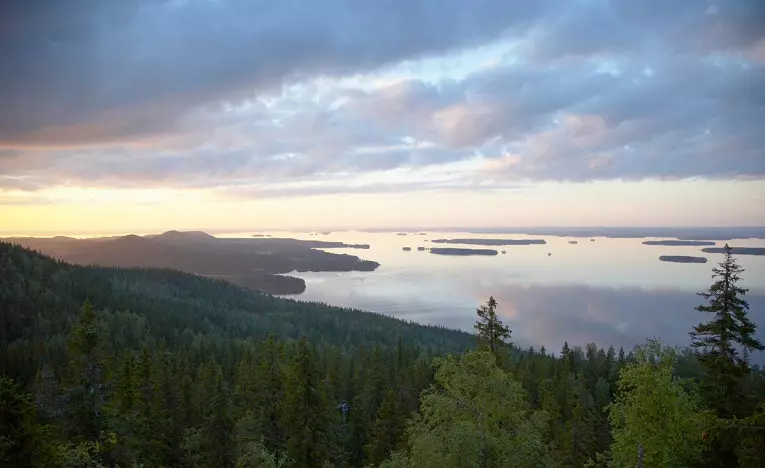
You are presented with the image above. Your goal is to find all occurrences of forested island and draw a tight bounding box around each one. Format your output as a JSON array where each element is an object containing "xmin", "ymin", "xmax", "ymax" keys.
[
  {"xmin": 5, "ymin": 231, "xmax": 378, "ymax": 294},
  {"xmin": 1, "ymin": 242, "xmax": 764, "ymax": 467},
  {"xmin": 643, "ymin": 240, "xmax": 716, "ymax": 246},
  {"xmin": 701, "ymin": 247, "xmax": 765, "ymax": 256},
  {"xmin": 659, "ymin": 255, "xmax": 709, "ymax": 263},
  {"xmin": 429, "ymin": 247, "xmax": 499, "ymax": 256},
  {"xmin": 431, "ymin": 238, "xmax": 547, "ymax": 246}
]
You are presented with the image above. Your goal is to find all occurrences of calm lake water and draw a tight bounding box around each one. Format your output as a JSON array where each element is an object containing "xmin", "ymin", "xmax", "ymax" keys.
[{"xmin": 231, "ymin": 231, "xmax": 765, "ymax": 360}]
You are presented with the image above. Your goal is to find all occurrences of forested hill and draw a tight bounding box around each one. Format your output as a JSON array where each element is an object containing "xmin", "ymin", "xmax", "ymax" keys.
[
  {"xmin": 2, "ymin": 241, "xmax": 764, "ymax": 467},
  {"xmin": 0, "ymin": 242, "xmax": 471, "ymax": 382}
]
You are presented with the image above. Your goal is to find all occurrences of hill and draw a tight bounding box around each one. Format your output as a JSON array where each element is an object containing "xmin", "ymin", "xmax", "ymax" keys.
[
  {"xmin": 0, "ymin": 242, "xmax": 471, "ymax": 384},
  {"xmin": 5, "ymin": 231, "xmax": 379, "ymax": 294}
]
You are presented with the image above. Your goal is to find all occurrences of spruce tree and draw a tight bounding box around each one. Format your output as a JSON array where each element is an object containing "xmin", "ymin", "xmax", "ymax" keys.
[
  {"xmin": 65, "ymin": 300, "xmax": 106, "ymax": 442},
  {"xmin": 474, "ymin": 296, "xmax": 511, "ymax": 355},
  {"xmin": 690, "ymin": 244, "xmax": 764, "ymax": 417},
  {"xmin": 282, "ymin": 337, "xmax": 329, "ymax": 468}
]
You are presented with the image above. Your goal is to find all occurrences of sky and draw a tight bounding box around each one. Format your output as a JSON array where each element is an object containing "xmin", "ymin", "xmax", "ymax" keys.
[{"xmin": 1, "ymin": 0, "xmax": 764, "ymax": 234}]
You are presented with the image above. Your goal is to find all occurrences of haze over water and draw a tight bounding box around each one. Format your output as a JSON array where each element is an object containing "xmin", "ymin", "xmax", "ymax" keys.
[{"xmin": 243, "ymin": 231, "xmax": 765, "ymax": 359}]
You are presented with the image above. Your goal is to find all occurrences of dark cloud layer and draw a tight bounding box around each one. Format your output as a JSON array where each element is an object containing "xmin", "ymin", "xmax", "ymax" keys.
[
  {"xmin": 0, "ymin": 0, "xmax": 551, "ymax": 143},
  {"xmin": 1, "ymin": 0, "xmax": 764, "ymax": 195}
]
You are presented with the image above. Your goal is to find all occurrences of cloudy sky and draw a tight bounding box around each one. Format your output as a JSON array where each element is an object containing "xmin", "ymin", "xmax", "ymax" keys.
[{"xmin": 1, "ymin": 0, "xmax": 764, "ymax": 233}]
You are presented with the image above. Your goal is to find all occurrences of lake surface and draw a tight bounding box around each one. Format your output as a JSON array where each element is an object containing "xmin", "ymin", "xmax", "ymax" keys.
[{"xmin": 229, "ymin": 231, "xmax": 765, "ymax": 360}]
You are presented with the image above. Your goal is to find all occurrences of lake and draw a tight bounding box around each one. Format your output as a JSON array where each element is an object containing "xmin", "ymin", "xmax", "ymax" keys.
[{"xmin": 231, "ymin": 231, "xmax": 765, "ymax": 360}]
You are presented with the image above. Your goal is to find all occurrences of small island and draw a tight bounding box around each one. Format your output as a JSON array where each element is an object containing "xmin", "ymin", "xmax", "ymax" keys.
[
  {"xmin": 643, "ymin": 240, "xmax": 716, "ymax": 246},
  {"xmin": 417, "ymin": 233, "xmax": 427, "ymax": 235},
  {"xmin": 701, "ymin": 247, "xmax": 765, "ymax": 256},
  {"xmin": 402, "ymin": 246, "xmax": 412, "ymax": 251},
  {"xmin": 430, "ymin": 247, "xmax": 498, "ymax": 256},
  {"xmin": 590, "ymin": 239, "xmax": 595, "ymax": 242},
  {"xmin": 659, "ymin": 255, "xmax": 708, "ymax": 264},
  {"xmin": 431, "ymin": 238, "xmax": 546, "ymax": 246},
  {"xmin": 568, "ymin": 240, "xmax": 578, "ymax": 244},
  {"xmin": 397, "ymin": 233, "xmax": 408, "ymax": 236},
  {"xmin": 417, "ymin": 247, "xmax": 426, "ymax": 251}
]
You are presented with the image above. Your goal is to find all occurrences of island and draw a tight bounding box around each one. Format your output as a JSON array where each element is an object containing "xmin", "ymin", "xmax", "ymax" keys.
[
  {"xmin": 701, "ymin": 247, "xmax": 765, "ymax": 256},
  {"xmin": 659, "ymin": 255, "xmax": 708, "ymax": 264},
  {"xmin": 417, "ymin": 247, "xmax": 426, "ymax": 251},
  {"xmin": 568, "ymin": 240, "xmax": 578, "ymax": 244},
  {"xmin": 590, "ymin": 239, "xmax": 595, "ymax": 242},
  {"xmin": 402, "ymin": 247, "xmax": 412, "ymax": 251},
  {"xmin": 431, "ymin": 238, "xmax": 546, "ymax": 246},
  {"xmin": 397, "ymin": 233, "xmax": 408, "ymax": 236},
  {"xmin": 417, "ymin": 233, "xmax": 427, "ymax": 235},
  {"xmin": 643, "ymin": 240, "xmax": 716, "ymax": 246},
  {"xmin": 429, "ymin": 247, "xmax": 498, "ymax": 256}
]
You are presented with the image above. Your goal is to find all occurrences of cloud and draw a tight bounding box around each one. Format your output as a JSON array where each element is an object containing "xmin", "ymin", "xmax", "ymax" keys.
[
  {"xmin": 0, "ymin": 0, "xmax": 553, "ymax": 144},
  {"xmin": 1, "ymin": 0, "xmax": 763, "ymax": 195}
]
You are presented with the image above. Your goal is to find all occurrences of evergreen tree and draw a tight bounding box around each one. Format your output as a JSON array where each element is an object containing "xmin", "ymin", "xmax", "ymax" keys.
[
  {"xmin": 0, "ymin": 376, "xmax": 55, "ymax": 467},
  {"xmin": 690, "ymin": 244, "xmax": 764, "ymax": 417},
  {"xmin": 474, "ymin": 296, "xmax": 511, "ymax": 355},
  {"xmin": 282, "ymin": 337, "xmax": 329, "ymax": 468},
  {"xmin": 364, "ymin": 389, "xmax": 405, "ymax": 465},
  {"xmin": 64, "ymin": 300, "xmax": 106, "ymax": 442}
]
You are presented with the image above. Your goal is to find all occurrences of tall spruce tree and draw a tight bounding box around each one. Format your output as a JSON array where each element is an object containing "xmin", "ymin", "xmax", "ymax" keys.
[
  {"xmin": 282, "ymin": 337, "xmax": 329, "ymax": 468},
  {"xmin": 690, "ymin": 244, "xmax": 764, "ymax": 417},
  {"xmin": 65, "ymin": 300, "xmax": 106, "ymax": 442},
  {"xmin": 474, "ymin": 296, "xmax": 511, "ymax": 355}
]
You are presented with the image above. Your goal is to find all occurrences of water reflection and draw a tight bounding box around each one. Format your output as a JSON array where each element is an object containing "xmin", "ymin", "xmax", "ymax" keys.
[{"xmin": 254, "ymin": 231, "xmax": 765, "ymax": 362}]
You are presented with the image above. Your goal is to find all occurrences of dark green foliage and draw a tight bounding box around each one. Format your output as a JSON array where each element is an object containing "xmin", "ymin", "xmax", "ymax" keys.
[
  {"xmin": 0, "ymin": 376, "xmax": 54, "ymax": 467},
  {"xmin": 691, "ymin": 244, "xmax": 764, "ymax": 418},
  {"xmin": 474, "ymin": 296, "xmax": 511, "ymax": 355},
  {"xmin": 282, "ymin": 338, "xmax": 329, "ymax": 468},
  {"xmin": 1, "ymin": 242, "xmax": 762, "ymax": 467}
]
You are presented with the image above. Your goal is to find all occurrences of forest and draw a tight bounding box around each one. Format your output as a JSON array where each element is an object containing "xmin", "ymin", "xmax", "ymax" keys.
[{"xmin": 1, "ymin": 241, "xmax": 764, "ymax": 467}]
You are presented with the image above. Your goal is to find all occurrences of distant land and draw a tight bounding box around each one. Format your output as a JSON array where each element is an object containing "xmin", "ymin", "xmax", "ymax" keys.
[
  {"xmin": 659, "ymin": 255, "xmax": 708, "ymax": 264},
  {"xmin": 568, "ymin": 241, "xmax": 578, "ymax": 244},
  {"xmin": 360, "ymin": 226, "xmax": 765, "ymax": 240},
  {"xmin": 430, "ymin": 247, "xmax": 499, "ymax": 256},
  {"xmin": 402, "ymin": 247, "xmax": 412, "ymax": 251},
  {"xmin": 644, "ymin": 240, "xmax": 716, "ymax": 246},
  {"xmin": 5, "ymin": 230, "xmax": 378, "ymax": 294},
  {"xmin": 701, "ymin": 247, "xmax": 765, "ymax": 256},
  {"xmin": 431, "ymin": 238, "xmax": 547, "ymax": 246}
]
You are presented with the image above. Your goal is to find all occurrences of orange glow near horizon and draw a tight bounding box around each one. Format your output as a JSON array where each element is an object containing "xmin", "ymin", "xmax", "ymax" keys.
[{"xmin": 2, "ymin": 179, "xmax": 764, "ymax": 236}]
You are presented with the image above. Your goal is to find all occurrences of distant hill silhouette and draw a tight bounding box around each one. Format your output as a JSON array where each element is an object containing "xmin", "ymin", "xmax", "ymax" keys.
[{"xmin": 6, "ymin": 231, "xmax": 378, "ymax": 294}]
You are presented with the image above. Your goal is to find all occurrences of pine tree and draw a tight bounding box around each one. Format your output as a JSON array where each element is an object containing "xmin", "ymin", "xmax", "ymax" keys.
[
  {"xmin": 690, "ymin": 244, "xmax": 764, "ymax": 417},
  {"xmin": 474, "ymin": 296, "xmax": 511, "ymax": 355}
]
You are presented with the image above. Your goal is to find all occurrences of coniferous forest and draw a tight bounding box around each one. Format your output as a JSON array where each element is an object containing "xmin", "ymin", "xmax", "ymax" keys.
[{"xmin": 1, "ymin": 241, "xmax": 764, "ymax": 467}]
